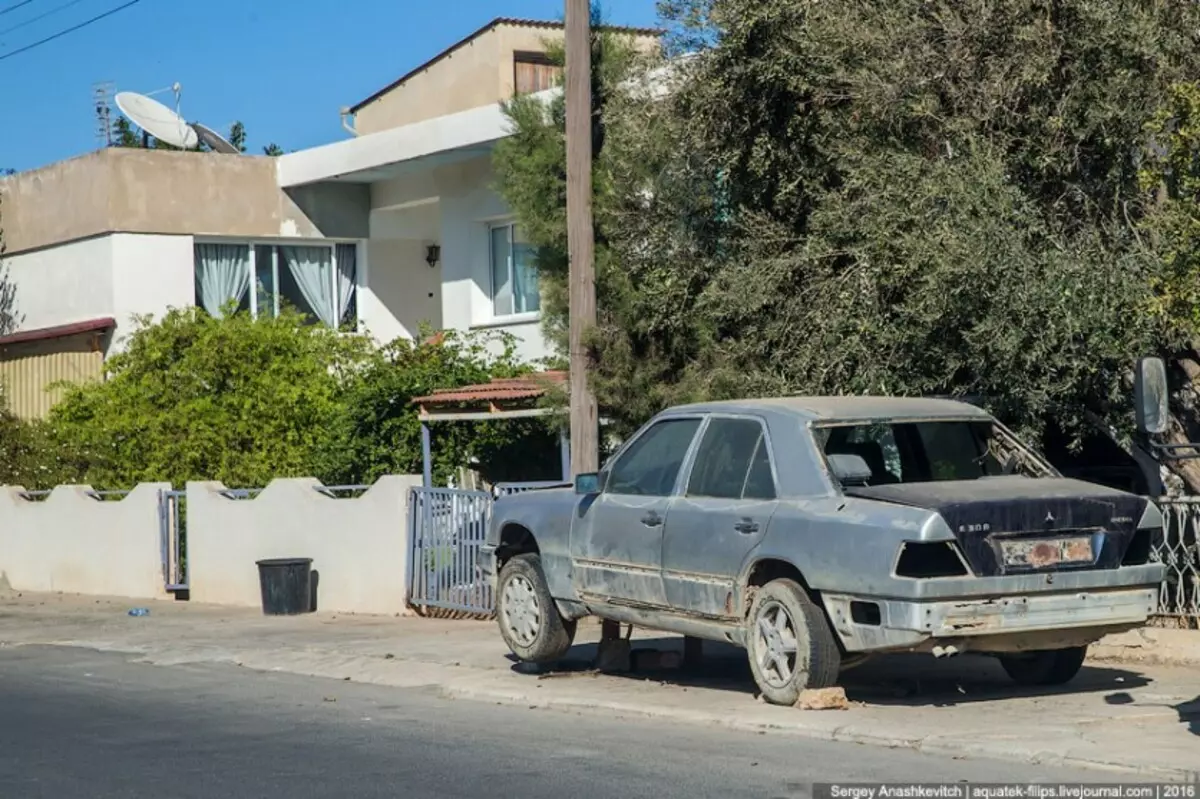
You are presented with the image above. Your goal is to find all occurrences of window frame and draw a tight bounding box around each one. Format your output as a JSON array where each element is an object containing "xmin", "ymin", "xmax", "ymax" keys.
[
  {"xmin": 486, "ymin": 221, "xmax": 540, "ymax": 323},
  {"xmin": 513, "ymin": 50, "xmax": 561, "ymax": 95},
  {"xmin": 193, "ymin": 237, "xmax": 361, "ymax": 328},
  {"xmin": 683, "ymin": 414, "xmax": 780, "ymax": 501},
  {"xmin": 603, "ymin": 415, "xmax": 706, "ymax": 498}
]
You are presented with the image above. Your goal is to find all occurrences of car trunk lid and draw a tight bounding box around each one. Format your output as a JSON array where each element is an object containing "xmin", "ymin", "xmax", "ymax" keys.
[{"xmin": 846, "ymin": 476, "xmax": 1147, "ymax": 577}]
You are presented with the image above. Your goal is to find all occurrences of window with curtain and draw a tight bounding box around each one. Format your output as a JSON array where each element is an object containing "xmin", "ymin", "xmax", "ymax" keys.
[
  {"xmin": 489, "ymin": 223, "xmax": 539, "ymax": 318},
  {"xmin": 193, "ymin": 241, "xmax": 358, "ymax": 328}
]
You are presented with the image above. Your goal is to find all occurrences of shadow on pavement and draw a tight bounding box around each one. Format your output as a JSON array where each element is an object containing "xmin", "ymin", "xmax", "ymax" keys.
[
  {"xmin": 509, "ymin": 637, "xmax": 1154, "ymax": 707},
  {"xmin": 1106, "ymin": 691, "xmax": 1200, "ymax": 736}
]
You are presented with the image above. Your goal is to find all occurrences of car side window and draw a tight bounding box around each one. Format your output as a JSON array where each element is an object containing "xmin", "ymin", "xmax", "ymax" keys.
[
  {"xmin": 607, "ymin": 418, "xmax": 703, "ymax": 496},
  {"xmin": 742, "ymin": 436, "xmax": 777, "ymax": 500},
  {"xmin": 686, "ymin": 418, "xmax": 776, "ymax": 500}
]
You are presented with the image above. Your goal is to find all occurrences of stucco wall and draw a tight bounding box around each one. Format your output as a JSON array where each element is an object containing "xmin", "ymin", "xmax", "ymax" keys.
[
  {"xmin": 352, "ymin": 23, "xmax": 657, "ymax": 136},
  {"xmin": 3, "ymin": 232, "xmax": 195, "ymax": 350},
  {"xmin": 355, "ymin": 27, "xmax": 507, "ymax": 135},
  {"xmin": 186, "ymin": 477, "xmax": 419, "ymax": 615},
  {"xmin": 4, "ymin": 235, "xmax": 117, "ymax": 332},
  {"xmin": 0, "ymin": 149, "xmax": 367, "ymax": 255},
  {"xmin": 0, "ymin": 484, "xmax": 169, "ymax": 599},
  {"xmin": 365, "ymin": 155, "xmax": 551, "ymax": 364},
  {"xmin": 362, "ymin": 238, "xmax": 443, "ymax": 344},
  {"xmin": 110, "ymin": 233, "xmax": 196, "ymax": 347}
]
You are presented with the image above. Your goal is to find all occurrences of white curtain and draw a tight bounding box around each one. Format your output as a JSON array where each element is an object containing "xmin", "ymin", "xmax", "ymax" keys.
[
  {"xmin": 280, "ymin": 245, "xmax": 335, "ymax": 326},
  {"xmin": 511, "ymin": 240, "xmax": 539, "ymax": 313},
  {"xmin": 194, "ymin": 243, "xmax": 250, "ymax": 318},
  {"xmin": 335, "ymin": 243, "xmax": 357, "ymax": 327}
]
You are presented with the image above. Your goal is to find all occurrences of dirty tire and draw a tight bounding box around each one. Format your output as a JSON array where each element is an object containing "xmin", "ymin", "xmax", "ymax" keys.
[
  {"xmin": 746, "ymin": 578, "xmax": 841, "ymax": 705},
  {"xmin": 496, "ymin": 553, "xmax": 576, "ymax": 664},
  {"xmin": 998, "ymin": 645, "xmax": 1088, "ymax": 686}
]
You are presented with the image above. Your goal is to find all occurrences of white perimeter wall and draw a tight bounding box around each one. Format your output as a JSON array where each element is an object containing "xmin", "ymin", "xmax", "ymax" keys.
[
  {"xmin": 4, "ymin": 233, "xmax": 195, "ymax": 352},
  {"xmin": 0, "ymin": 484, "xmax": 169, "ymax": 599},
  {"xmin": 186, "ymin": 476, "xmax": 421, "ymax": 615}
]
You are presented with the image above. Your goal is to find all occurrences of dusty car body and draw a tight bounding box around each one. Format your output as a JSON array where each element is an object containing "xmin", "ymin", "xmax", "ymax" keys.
[{"xmin": 480, "ymin": 397, "xmax": 1165, "ymax": 704}]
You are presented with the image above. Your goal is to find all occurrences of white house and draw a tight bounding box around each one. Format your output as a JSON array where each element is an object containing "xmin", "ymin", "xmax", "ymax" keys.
[{"xmin": 0, "ymin": 17, "xmax": 659, "ymax": 418}]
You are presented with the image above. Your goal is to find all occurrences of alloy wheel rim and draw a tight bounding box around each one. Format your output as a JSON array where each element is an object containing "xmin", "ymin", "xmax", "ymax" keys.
[{"xmin": 754, "ymin": 600, "xmax": 801, "ymax": 689}]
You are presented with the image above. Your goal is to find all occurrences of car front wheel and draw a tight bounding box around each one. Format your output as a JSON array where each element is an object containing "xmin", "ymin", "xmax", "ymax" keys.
[
  {"xmin": 746, "ymin": 578, "xmax": 841, "ymax": 705},
  {"xmin": 998, "ymin": 646, "xmax": 1088, "ymax": 686},
  {"xmin": 496, "ymin": 553, "xmax": 576, "ymax": 664}
]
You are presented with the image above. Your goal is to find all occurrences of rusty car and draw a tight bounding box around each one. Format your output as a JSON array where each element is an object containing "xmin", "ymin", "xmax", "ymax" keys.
[{"xmin": 479, "ymin": 397, "xmax": 1165, "ymax": 705}]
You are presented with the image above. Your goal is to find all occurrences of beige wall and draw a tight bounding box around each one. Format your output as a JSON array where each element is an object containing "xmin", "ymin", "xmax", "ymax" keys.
[
  {"xmin": 0, "ymin": 484, "xmax": 169, "ymax": 599},
  {"xmin": 0, "ymin": 148, "xmax": 369, "ymax": 255},
  {"xmin": 186, "ymin": 476, "xmax": 420, "ymax": 615},
  {"xmin": 354, "ymin": 23, "xmax": 658, "ymax": 135}
]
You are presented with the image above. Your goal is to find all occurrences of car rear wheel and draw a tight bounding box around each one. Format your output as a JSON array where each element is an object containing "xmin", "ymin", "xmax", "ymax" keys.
[
  {"xmin": 746, "ymin": 578, "xmax": 841, "ymax": 705},
  {"xmin": 496, "ymin": 553, "xmax": 576, "ymax": 664},
  {"xmin": 998, "ymin": 645, "xmax": 1088, "ymax": 686}
]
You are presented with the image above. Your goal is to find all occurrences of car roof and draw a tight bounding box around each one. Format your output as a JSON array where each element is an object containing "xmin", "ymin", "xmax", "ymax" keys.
[{"xmin": 663, "ymin": 396, "xmax": 992, "ymax": 423}]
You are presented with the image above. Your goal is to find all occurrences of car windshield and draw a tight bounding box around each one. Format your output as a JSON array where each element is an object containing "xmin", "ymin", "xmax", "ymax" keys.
[{"xmin": 815, "ymin": 419, "xmax": 1048, "ymax": 485}]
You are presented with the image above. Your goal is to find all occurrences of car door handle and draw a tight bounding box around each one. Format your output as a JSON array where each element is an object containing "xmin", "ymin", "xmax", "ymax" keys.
[
  {"xmin": 641, "ymin": 512, "xmax": 663, "ymax": 527},
  {"xmin": 734, "ymin": 519, "xmax": 760, "ymax": 535}
]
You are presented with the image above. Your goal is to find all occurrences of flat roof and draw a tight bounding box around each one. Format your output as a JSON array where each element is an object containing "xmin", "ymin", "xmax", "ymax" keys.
[
  {"xmin": 666, "ymin": 396, "xmax": 992, "ymax": 422},
  {"xmin": 276, "ymin": 101, "xmax": 518, "ymax": 187}
]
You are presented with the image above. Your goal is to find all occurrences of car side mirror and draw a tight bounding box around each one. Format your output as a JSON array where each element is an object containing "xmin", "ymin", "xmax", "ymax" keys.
[
  {"xmin": 827, "ymin": 454, "xmax": 873, "ymax": 487},
  {"xmin": 574, "ymin": 472, "xmax": 603, "ymax": 495},
  {"xmin": 1134, "ymin": 356, "xmax": 1169, "ymax": 436}
]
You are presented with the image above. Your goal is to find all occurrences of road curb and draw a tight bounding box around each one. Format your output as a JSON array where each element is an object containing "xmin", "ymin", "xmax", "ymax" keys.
[
  {"xmin": 4, "ymin": 631, "xmax": 1196, "ymax": 782},
  {"xmin": 438, "ymin": 681, "xmax": 1199, "ymax": 782},
  {"xmin": 1092, "ymin": 628, "xmax": 1200, "ymax": 668}
]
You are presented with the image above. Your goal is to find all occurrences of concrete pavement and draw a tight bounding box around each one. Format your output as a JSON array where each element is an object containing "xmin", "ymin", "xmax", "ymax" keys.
[
  {"xmin": 0, "ymin": 591, "xmax": 1196, "ymax": 781},
  {"xmin": 0, "ymin": 647, "xmax": 1138, "ymax": 799}
]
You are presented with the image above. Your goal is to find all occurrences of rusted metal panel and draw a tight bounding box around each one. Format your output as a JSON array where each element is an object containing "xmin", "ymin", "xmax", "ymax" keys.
[{"xmin": 0, "ymin": 334, "xmax": 103, "ymax": 419}]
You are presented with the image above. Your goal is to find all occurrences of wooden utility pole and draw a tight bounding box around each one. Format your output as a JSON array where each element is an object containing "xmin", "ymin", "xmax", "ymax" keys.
[{"xmin": 565, "ymin": 0, "xmax": 599, "ymax": 477}]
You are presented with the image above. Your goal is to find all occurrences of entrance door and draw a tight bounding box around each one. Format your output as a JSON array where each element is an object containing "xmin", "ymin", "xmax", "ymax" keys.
[
  {"xmin": 662, "ymin": 416, "xmax": 779, "ymax": 618},
  {"xmin": 572, "ymin": 416, "xmax": 703, "ymax": 607}
]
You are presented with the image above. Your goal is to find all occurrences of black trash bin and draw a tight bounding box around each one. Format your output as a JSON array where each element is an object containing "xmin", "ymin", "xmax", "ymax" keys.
[{"xmin": 256, "ymin": 558, "xmax": 313, "ymax": 615}]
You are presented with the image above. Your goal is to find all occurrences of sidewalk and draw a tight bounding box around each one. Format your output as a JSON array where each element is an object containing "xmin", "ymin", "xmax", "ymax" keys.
[{"xmin": 0, "ymin": 591, "xmax": 1195, "ymax": 780}]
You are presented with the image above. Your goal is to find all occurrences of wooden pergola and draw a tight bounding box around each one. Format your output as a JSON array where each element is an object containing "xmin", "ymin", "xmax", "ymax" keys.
[{"xmin": 411, "ymin": 371, "xmax": 570, "ymax": 487}]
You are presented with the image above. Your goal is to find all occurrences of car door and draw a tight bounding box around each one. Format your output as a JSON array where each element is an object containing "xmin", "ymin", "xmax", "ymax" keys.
[
  {"xmin": 661, "ymin": 416, "xmax": 780, "ymax": 618},
  {"xmin": 572, "ymin": 416, "xmax": 704, "ymax": 608}
]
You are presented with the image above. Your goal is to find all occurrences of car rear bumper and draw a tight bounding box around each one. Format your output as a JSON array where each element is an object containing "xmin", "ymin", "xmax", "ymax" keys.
[{"xmin": 824, "ymin": 585, "xmax": 1160, "ymax": 654}]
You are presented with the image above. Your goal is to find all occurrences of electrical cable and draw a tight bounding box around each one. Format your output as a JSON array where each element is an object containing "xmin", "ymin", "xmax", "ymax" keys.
[
  {"xmin": 0, "ymin": 0, "xmax": 87, "ymax": 38},
  {"xmin": 0, "ymin": 0, "xmax": 141, "ymax": 62}
]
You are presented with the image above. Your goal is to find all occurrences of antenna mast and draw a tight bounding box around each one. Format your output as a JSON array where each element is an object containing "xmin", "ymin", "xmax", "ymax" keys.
[{"xmin": 93, "ymin": 81, "xmax": 115, "ymax": 147}]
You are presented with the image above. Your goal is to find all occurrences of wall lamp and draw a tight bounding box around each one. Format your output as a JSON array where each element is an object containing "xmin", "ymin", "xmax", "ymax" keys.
[{"xmin": 425, "ymin": 244, "xmax": 441, "ymax": 268}]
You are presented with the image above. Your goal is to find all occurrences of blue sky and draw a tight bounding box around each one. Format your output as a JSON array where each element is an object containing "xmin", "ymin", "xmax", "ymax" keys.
[{"xmin": 0, "ymin": 0, "xmax": 660, "ymax": 172}]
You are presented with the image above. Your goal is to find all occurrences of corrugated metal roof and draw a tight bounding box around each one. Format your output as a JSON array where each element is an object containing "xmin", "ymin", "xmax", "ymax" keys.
[
  {"xmin": 412, "ymin": 370, "xmax": 567, "ymax": 406},
  {"xmin": 350, "ymin": 17, "xmax": 662, "ymax": 112}
]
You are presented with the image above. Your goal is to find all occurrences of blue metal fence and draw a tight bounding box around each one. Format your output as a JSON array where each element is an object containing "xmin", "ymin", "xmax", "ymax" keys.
[
  {"xmin": 158, "ymin": 489, "xmax": 188, "ymax": 592},
  {"xmin": 407, "ymin": 486, "xmax": 495, "ymax": 616}
]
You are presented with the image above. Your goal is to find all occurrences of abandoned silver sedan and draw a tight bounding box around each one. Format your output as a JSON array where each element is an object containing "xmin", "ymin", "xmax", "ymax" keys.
[{"xmin": 479, "ymin": 397, "xmax": 1165, "ymax": 705}]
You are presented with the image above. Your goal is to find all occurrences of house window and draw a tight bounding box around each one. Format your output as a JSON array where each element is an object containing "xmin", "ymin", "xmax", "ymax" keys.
[
  {"xmin": 193, "ymin": 241, "xmax": 357, "ymax": 327},
  {"xmin": 514, "ymin": 51, "xmax": 561, "ymax": 95},
  {"xmin": 489, "ymin": 223, "xmax": 539, "ymax": 317}
]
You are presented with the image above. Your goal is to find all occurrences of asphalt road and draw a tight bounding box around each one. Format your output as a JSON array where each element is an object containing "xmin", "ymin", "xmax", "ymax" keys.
[{"xmin": 0, "ymin": 647, "xmax": 1146, "ymax": 799}]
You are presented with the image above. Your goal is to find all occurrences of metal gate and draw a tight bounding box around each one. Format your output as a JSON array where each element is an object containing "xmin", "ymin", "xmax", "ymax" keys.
[
  {"xmin": 1154, "ymin": 497, "xmax": 1200, "ymax": 627},
  {"xmin": 407, "ymin": 487, "xmax": 494, "ymax": 615},
  {"xmin": 158, "ymin": 489, "xmax": 188, "ymax": 592}
]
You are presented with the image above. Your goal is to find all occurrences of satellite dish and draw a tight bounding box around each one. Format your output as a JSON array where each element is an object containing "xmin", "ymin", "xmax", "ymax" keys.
[
  {"xmin": 115, "ymin": 91, "xmax": 198, "ymax": 149},
  {"xmin": 192, "ymin": 122, "xmax": 240, "ymax": 154}
]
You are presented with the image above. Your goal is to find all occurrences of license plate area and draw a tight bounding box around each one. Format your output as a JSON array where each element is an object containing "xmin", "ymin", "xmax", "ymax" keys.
[{"xmin": 996, "ymin": 535, "xmax": 1095, "ymax": 570}]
